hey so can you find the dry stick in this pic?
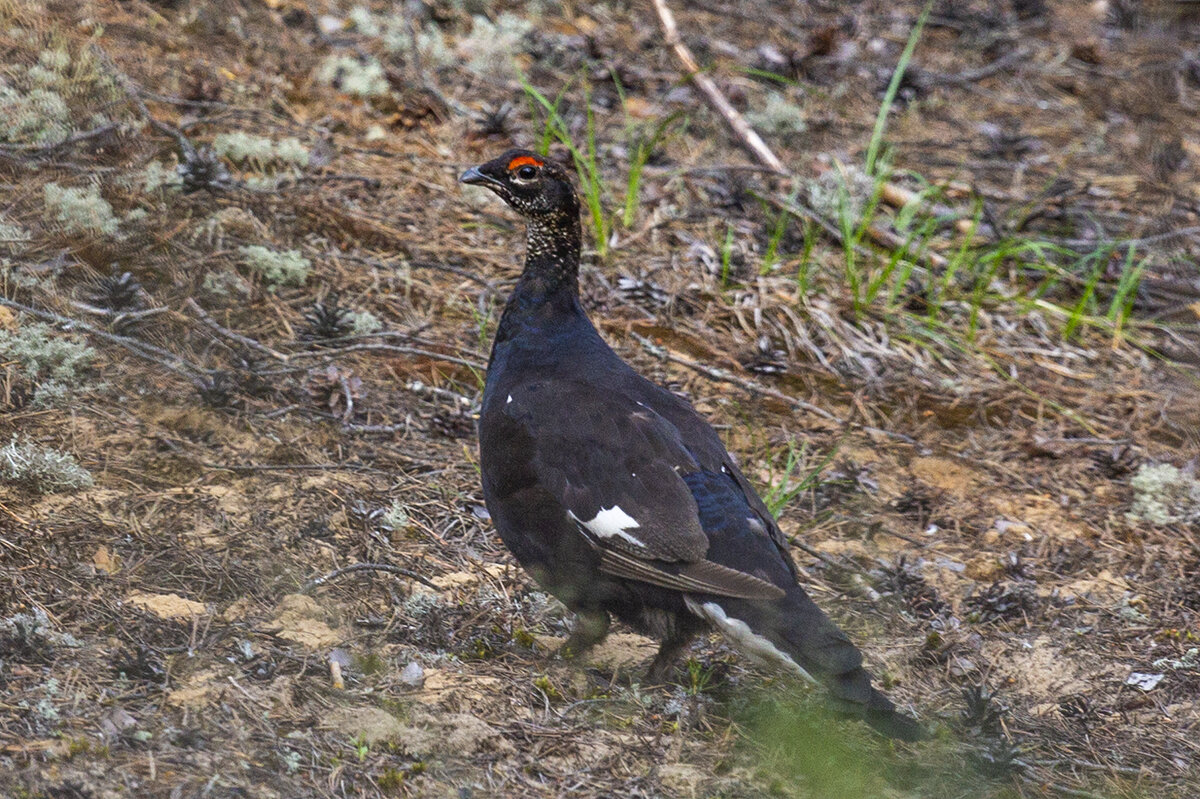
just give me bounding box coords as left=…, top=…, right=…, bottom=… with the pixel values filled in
left=928, top=46, right=1030, bottom=87
left=651, top=0, right=974, bottom=259
left=69, top=300, right=170, bottom=322
left=630, top=331, right=917, bottom=445
left=287, top=342, right=485, bottom=371
left=650, top=0, right=785, bottom=174
left=0, top=296, right=211, bottom=381
left=629, top=331, right=834, bottom=421
left=302, top=562, right=439, bottom=592
left=183, top=298, right=290, bottom=363
left=0, top=122, right=121, bottom=156
left=93, top=44, right=200, bottom=161
left=339, top=253, right=499, bottom=293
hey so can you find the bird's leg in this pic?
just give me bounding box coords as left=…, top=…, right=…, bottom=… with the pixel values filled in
left=559, top=609, right=610, bottom=659
left=645, top=632, right=695, bottom=684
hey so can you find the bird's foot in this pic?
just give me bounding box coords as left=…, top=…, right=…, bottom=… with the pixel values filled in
left=558, top=610, right=610, bottom=660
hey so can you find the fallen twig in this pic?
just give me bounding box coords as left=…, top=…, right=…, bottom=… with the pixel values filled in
left=184, top=298, right=290, bottom=363
left=70, top=300, right=170, bottom=322
left=630, top=330, right=836, bottom=421
left=629, top=330, right=917, bottom=445
left=302, top=562, right=439, bottom=592
left=343, top=422, right=409, bottom=434
left=0, top=296, right=211, bottom=381
left=650, top=0, right=986, bottom=252
left=93, top=44, right=200, bottom=159
left=340, top=253, right=499, bottom=294
left=337, top=375, right=354, bottom=422
left=287, top=342, right=485, bottom=371
left=0, top=123, right=121, bottom=156
left=650, top=0, right=785, bottom=173
left=927, top=46, right=1030, bottom=86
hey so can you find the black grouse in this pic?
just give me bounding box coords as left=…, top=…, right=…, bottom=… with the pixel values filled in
left=461, top=149, right=924, bottom=741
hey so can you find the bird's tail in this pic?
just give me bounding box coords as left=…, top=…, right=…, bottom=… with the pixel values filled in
left=686, top=586, right=926, bottom=741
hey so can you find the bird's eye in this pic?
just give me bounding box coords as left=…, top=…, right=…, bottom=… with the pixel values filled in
left=516, top=165, right=538, bottom=180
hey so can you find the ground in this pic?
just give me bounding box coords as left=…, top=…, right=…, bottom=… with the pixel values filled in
left=1, top=0, right=1199, bottom=797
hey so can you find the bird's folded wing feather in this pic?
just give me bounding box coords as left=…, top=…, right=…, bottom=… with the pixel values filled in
left=506, top=386, right=782, bottom=600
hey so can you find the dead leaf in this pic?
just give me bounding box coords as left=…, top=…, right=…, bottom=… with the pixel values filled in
left=92, top=546, right=119, bottom=575
left=126, top=591, right=208, bottom=620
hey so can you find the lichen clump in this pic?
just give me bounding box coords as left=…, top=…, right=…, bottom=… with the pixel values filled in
left=350, top=310, right=383, bottom=335
left=43, top=182, right=119, bottom=236
left=746, top=91, right=808, bottom=136
left=1128, top=463, right=1200, bottom=526
left=211, top=132, right=310, bottom=169
left=0, top=322, right=96, bottom=407
left=0, top=438, right=94, bottom=493
left=239, top=245, right=311, bottom=287
left=316, top=54, right=390, bottom=98
left=460, top=13, right=532, bottom=76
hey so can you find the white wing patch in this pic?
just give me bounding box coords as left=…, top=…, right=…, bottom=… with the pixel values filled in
left=684, top=598, right=817, bottom=685
left=569, top=506, right=645, bottom=548
left=506, top=394, right=513, bottom=404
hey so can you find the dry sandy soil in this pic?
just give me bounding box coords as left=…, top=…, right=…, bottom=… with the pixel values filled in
left=1, top=0, right=1199, bottom=797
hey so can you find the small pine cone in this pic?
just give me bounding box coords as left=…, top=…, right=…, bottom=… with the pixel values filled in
left=301, top=295, right=354, bottom=342
left=743, top=336, right=788, bottom=375
left=616, top=275, right=671, bottom=308
left=178, top=147, right=232, bottom=194
left=88, top=271, right=143, bottom=311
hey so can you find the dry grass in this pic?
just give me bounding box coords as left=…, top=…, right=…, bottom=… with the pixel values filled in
left=1, top=1, right=1198, bottom=797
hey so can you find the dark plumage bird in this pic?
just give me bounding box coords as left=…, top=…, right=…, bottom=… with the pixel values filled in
left=461, top=149, right=924, bottom=741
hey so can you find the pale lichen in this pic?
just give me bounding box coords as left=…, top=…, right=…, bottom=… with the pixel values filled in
left=0, top=438, right=94, bottom=493
left=239, top=245, right=311, bottom=287
left=1128, top=463, right=1200, bottom=526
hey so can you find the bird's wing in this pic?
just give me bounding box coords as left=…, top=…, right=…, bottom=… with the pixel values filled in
left=504, top=381, right=783, bottom=601
left=624, top=375, right=801, bottom=581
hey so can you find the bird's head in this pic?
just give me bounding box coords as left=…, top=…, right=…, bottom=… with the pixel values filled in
left=459, top=149, right=579, bottom=219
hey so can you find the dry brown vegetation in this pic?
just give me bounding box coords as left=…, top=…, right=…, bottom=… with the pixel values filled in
left=1, top=0, right=1199, bottom=797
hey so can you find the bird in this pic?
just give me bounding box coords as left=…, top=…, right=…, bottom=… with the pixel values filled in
left=460, top=148, right=925, bottom=741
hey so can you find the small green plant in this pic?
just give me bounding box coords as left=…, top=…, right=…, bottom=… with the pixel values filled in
left=522, top=76, right=611, bottom=257
left=865, top=0, right=933, bottom=176
left=684, top=658, right=716, bottom=696
left=43, top=182, right=119, bottom=236
left=621, top=115, right=681, bottom=228
left=0, top=437, right=94, bottom=493
left=795, top=218, right=819, bottom=295
left=533, top=673, right=562, bottom=701
left=352, top=733, right=370, bottom=762
left=612, top=81, right=684, bottom=229
left=238, top=245, right=311, bottom=287
left=719, top=224, right=735, bottom=287
left=470, top=300, right=494, bottom=355
left=760, top=200, right=792, bottom=275
left=762, top=441, right=839, bottom=519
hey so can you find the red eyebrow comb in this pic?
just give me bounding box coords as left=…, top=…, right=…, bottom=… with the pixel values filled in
left=507, top=155, right=544, bottom=171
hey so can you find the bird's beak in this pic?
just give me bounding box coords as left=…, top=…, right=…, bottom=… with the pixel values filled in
left=459, top=166, right=497, bottom=187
